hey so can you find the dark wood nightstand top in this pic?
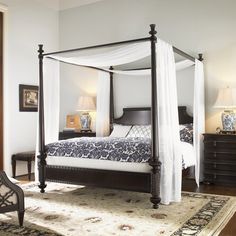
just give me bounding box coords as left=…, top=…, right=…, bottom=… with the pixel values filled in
left=203, top=133, right=236, bottom=142
left=59, top=131, right=96, bottom=140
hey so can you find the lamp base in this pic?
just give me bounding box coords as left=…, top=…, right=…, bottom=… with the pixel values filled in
left=80, top=112, right=91, bottom=131
left=221, top=110, right=236, bottom=131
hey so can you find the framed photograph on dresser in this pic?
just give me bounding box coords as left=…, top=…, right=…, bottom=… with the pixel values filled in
left=19, top=84, right=38, bottom=112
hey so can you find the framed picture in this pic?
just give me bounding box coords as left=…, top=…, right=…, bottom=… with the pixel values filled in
left=66, top=114, right=80, bottom=129
left=19, top=84, right=39, bottom=112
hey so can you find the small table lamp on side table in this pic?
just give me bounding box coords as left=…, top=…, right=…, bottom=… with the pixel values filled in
left=214, top=87, right=236, bottom=133
left=77, top=96, right=96, bottom=132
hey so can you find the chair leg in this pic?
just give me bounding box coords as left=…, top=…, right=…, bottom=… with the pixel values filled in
left=12, top=158, right=16, bottom=178
left=18, top=210, right=25, bottom=227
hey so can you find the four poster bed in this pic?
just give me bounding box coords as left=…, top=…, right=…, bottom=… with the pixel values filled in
left=37, top=24, right=204, bottom=209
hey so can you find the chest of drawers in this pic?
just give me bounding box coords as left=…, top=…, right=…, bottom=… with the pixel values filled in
left=203, top=133, right=236, bottom=186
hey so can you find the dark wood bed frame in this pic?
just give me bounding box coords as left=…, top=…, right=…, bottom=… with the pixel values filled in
left=45, top=106, right=193, bottom=192
left=38, top=24, right=198, bottom=208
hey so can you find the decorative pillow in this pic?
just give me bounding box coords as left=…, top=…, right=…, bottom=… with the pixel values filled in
left=109, top=124, right=132, bottom=137
left=126, top=125, right=151, bottom=138
left=179, top=123, right=193, bottom=144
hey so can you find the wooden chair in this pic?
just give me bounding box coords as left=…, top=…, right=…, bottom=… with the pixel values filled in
left=0, top=171, right=25, bottom=226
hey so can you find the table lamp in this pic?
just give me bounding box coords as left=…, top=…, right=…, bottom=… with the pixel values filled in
left=77, top=96, right=96, bottom=132
left=213, top=87, right=236, bottom=132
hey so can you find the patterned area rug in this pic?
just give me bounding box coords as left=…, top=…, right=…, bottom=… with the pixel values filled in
left=0, top=183, right=235, bottom=236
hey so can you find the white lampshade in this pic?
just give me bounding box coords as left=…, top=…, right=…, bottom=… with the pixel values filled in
left=213, top=87, right=236, bottom=109
left=77, top=96, right=96, bottom=111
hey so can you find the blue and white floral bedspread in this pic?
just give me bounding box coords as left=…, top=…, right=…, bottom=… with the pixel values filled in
left=46, top=137, right=151, bottom=163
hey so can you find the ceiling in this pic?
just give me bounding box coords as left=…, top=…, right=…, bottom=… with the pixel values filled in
left=35, top=0, right=105, bottom=11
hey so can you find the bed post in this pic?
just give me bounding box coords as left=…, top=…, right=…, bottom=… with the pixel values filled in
left=149, top=24, right=161, bottom=209
left=109, top=66, right=114, bottom=133
left=38, top=45, right=47, bottom=193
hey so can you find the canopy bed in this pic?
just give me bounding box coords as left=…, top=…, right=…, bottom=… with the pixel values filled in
left=37, top=24, right=205, bottom=208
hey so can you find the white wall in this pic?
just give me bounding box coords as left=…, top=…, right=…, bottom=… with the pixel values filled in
left=59, top=64, right=98, bottom=130
left=1, top=0, right=58, bottom=175
left=59, top=0, right=236, bottom=132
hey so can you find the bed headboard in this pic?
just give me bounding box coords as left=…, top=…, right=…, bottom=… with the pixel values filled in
left=114, top=106, right=193, bottom=125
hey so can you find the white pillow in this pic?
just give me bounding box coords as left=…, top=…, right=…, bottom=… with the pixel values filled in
left=109, top=124, right=132, bottom=137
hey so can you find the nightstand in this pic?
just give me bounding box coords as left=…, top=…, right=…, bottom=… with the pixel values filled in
left=203, top=133, right=236, bottom=186
left=59, top=131, right=96, bottom=140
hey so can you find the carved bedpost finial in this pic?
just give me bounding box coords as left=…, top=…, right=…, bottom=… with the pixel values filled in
left=149, top=24, right=157, bottom=42
left=198, top=53, right=203, bottom=61
left=38, top=44, right=44, bottom=58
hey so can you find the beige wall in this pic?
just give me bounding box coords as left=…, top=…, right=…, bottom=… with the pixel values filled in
left=205, top=43, right=236, bottom=132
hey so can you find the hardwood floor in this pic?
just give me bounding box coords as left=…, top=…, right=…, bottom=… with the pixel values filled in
left=182, top=179, right=236, bottom=196
left=17, top=175, right=236, bottom=235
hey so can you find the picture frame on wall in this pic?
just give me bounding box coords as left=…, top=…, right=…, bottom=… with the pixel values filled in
left=19, top=84, right=39, bottom=112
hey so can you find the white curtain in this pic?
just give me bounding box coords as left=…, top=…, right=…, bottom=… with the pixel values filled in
left=96, top=71, right=110, bottom=136
left=49, top=42, right=150, bottom=67
left=98, top=59, right=193, bottom=75
left=43, top=59, right=60, bottom=144
left=193, top=59, right=205, bottom=185
left=35, top=59, right=60, bottom=181
left=156, top=39, right=182, bottom=204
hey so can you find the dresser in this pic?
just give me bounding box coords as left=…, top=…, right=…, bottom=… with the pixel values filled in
left=203, top=133, right=236, bottom=186
left=59, top=131, right=96, bottom=140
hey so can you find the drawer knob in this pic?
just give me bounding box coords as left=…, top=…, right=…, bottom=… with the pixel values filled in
left=214, top=163, right=217, bottom=168
left=213, top=141, right=217, bottom=146
left=214, top=153, right=217, bottom=157
left=214, top=174, right=217, bottom=179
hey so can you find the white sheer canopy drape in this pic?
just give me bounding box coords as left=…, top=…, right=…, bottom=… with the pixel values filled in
left=49, top=42, right=150, bottom=67
left=96, top=72, right=110, bottom=137
left=35, top=59, right=60, bottom=182
left=156, top=39, right=182, bottom=204
left=44, top=59, right=60, bottom=144
left=194, top=60, right=205, bottom=185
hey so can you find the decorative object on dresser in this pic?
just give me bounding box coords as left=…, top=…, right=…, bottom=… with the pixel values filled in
left=11, top=151, right=35, bottom=181
left=59, top=131, right=96, bottom=140
left=77, top=96, right=96, bottom=132
left=0, top=171, right=25, bottom=226
left=65, top=114, right=80, bottom=131
left=19, top=84, right=38, bottom=112
left=214, top=87, right=236, bottom=133
left=203, top=133, right=236, bottom=186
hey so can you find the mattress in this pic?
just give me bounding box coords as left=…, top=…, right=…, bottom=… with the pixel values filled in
left=46, top=140, right=195, bottom=173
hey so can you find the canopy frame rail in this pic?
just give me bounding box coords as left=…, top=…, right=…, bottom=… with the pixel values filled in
left=43, top=37, right=151, bottom=57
